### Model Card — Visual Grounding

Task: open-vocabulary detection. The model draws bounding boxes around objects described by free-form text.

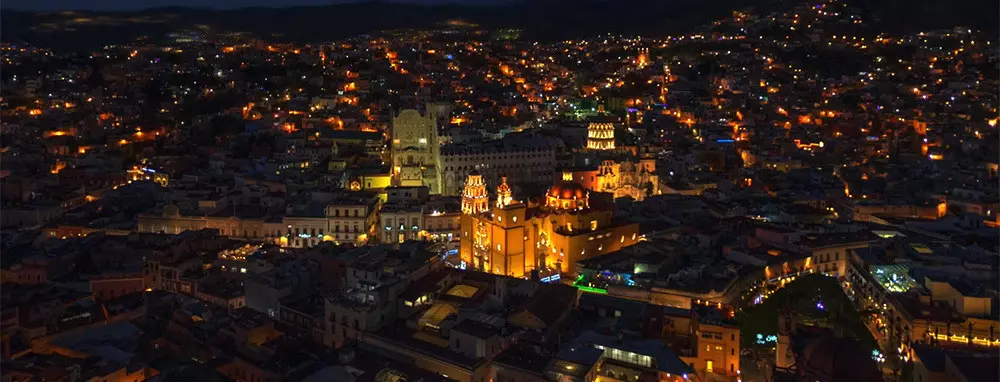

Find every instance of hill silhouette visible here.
[1,0,995,51]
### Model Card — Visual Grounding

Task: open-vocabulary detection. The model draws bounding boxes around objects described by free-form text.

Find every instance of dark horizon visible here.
[1,0,518,12]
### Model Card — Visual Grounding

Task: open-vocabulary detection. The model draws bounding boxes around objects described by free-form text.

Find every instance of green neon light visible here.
[577,285,608,294]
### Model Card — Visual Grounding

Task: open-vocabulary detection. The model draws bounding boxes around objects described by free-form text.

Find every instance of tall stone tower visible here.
[461,170,488,215]
[587,122,615,150]
[495,176,513,208]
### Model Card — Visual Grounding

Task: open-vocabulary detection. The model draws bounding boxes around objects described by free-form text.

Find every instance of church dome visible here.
[547,180,587,200]
[546,173,590,210]
[798,335,882,382]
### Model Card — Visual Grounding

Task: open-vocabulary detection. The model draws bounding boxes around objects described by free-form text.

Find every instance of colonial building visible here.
[593,158,659,201]
[438,132,561,196]
[137,193,379,248]
[391,106,443,193]
[586,122,615,150]
[459,171,639,278]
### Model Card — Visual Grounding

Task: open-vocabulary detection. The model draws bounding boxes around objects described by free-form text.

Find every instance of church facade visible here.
[390,107,443,193]
[593,158,659,201]
[459,171,640,278]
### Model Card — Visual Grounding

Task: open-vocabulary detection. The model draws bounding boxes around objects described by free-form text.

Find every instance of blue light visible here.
[717,139,735,143]
[446,54,454,60]
[541,274,562,283]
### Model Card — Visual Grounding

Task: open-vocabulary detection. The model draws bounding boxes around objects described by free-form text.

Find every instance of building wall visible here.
[692,322,740,377]
[911,353,948,382]
[362,334,490,382]
[439,149,556,196]
[492,363,547,382]
[90,277,144,301]
[381,209,424,244]
[808,241,868,277]
[0,265,48,285]
[245,279,290,317]
[925,278,993,318]
[853,203,945,219]
[391,109,441,192]
[460,205,534,277]
[450,330,503,360]
[460,204,638,277]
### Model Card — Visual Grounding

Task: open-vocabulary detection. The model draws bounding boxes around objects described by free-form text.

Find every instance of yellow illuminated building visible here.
[461,170,489,215]
[586,122,615,150]
[593,159,659,201]
[459,172,639,278]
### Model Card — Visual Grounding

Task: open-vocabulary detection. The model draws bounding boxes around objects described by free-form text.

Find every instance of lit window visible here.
[241,268,247,273]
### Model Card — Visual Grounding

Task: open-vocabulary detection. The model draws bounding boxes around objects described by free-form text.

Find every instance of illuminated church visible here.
[459,171,640,278]
[586,122,616,151]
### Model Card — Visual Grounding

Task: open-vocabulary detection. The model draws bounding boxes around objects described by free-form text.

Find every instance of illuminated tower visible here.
[587,122,615,150]
[461,170,488,215]
[496,176,513,208]
[636,48,649,68]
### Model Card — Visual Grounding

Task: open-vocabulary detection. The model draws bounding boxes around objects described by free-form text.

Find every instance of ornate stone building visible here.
[459,171,639,278]
[391,106,443,193]
[438,132,561,196]
[593,158,659,201]
[586,122,615,150]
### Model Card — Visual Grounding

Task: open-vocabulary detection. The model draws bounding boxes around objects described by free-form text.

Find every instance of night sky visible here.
[3,0,512,11]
